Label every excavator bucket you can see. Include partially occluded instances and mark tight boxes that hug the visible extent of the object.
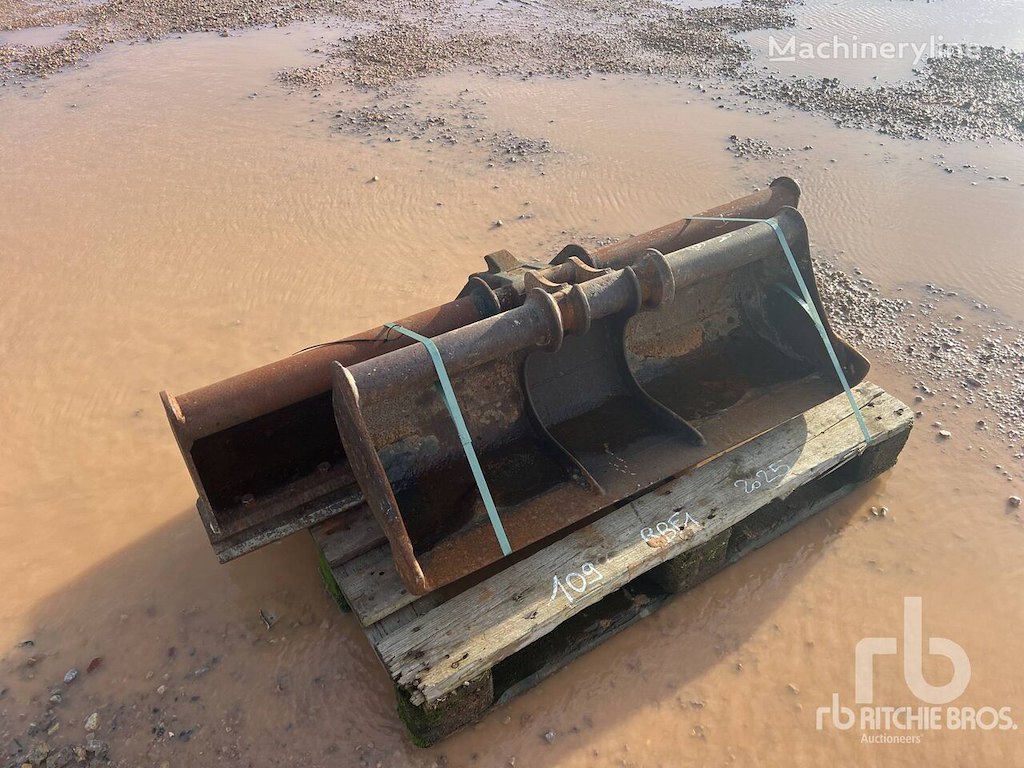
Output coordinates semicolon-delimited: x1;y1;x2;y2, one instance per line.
161;178;801;561
333;207;868;594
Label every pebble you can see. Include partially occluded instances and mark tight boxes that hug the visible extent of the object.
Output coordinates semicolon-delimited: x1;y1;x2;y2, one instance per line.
63;668;78;684
85;738;108;759
543;730;556;744
84;712;98;732
25;742;51;764
938;430;952;439
1010;496;1022;508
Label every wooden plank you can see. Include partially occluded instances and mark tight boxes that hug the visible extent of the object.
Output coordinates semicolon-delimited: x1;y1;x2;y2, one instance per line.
376;382;911;705
392;427;912;744
310;503;383;567
330;543;415;627
367;594;448;647
326;380;897;628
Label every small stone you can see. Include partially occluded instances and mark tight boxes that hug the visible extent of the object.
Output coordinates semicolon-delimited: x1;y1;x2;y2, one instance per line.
193;666;210;677
938;430;952;439
879;507;888;517
47;746;76;768
787;683;799;694
49;693;62;704
85;738;108;759
371;175;379;182
157;684;167;695
25;742;50;764
543;730;555;744
63;668;78;684
1009;496;1022;508
495;219;503;227
84;712;99;732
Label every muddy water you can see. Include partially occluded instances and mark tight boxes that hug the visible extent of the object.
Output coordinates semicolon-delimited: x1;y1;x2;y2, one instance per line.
1;21;1022;768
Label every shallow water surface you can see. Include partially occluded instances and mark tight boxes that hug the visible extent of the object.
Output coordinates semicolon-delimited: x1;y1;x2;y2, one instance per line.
1;20;1022;768
742;0;1024;85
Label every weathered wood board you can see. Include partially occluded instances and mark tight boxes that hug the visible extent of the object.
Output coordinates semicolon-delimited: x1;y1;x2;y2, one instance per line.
310;380;912;741
376;382;909;704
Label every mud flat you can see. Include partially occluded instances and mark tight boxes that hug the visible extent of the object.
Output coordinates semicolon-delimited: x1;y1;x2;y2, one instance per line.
5;0;1023;146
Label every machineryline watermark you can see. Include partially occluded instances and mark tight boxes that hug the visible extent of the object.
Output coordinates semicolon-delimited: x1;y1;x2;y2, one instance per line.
768;34;985;67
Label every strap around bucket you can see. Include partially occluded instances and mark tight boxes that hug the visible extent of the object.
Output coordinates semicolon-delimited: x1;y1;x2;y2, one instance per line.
685;216;873;444
384;322;514;556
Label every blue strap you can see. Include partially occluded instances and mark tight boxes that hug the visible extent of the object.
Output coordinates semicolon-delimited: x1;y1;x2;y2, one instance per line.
384;322;513;555
686;216;873;444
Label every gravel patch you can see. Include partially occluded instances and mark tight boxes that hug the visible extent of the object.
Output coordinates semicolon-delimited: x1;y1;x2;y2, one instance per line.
330;92;551;167
4;0;1024;145
726;134;800;159
739;46;1024;142
814;255;1024;457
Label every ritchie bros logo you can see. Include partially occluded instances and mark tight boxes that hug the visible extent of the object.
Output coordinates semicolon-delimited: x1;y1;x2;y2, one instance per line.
816;597;1016;743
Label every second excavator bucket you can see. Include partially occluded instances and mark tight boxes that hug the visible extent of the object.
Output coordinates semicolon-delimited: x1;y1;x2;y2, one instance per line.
333;207;868;595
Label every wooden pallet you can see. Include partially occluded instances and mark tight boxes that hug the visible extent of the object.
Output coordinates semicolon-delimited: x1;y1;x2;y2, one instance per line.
310;381;912;746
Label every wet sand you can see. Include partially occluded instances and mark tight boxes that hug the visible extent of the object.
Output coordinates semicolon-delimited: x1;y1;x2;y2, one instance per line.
1;4;1023;767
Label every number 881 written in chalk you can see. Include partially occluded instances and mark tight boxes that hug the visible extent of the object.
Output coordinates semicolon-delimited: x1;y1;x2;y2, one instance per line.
640;509;700;543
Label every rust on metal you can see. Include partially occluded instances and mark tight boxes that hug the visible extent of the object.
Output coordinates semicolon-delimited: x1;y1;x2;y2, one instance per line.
333;208;868;594
160;178;806;562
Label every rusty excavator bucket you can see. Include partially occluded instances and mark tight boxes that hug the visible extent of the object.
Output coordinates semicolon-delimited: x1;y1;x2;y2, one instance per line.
161;178;803;561
332;207;868;594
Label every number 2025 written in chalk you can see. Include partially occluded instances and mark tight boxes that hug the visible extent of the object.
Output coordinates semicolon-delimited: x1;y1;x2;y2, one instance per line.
549;562;604;605
734;462;790;494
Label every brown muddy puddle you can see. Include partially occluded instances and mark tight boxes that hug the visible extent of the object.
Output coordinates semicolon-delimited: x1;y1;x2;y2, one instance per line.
1;23;1023;768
